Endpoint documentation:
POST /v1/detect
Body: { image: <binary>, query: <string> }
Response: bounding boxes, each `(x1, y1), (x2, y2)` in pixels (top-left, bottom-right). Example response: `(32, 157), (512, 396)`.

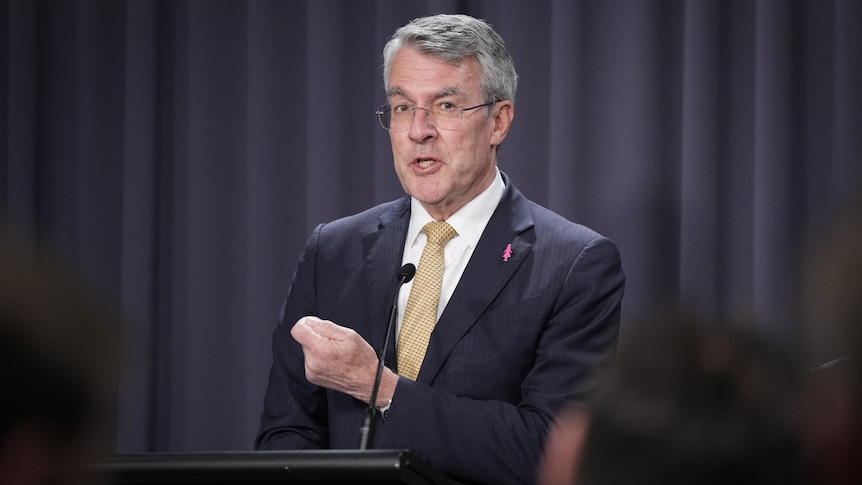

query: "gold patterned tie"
(397, 221), (457, 380)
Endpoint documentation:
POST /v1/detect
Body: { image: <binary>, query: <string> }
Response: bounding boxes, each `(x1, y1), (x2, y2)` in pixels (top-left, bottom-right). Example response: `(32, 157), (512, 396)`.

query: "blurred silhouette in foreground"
(799, 184), (862, 485)
(0, 232), (118, 485)
(539, 314), (805, 485)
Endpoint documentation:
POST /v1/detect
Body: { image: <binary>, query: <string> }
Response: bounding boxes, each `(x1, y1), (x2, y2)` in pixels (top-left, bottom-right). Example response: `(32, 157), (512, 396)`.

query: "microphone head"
(399, 263), (416, 284)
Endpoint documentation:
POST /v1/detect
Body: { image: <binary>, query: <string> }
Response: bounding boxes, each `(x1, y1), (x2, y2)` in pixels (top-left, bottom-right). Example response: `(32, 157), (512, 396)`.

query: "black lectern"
(94, 450), (457, 484)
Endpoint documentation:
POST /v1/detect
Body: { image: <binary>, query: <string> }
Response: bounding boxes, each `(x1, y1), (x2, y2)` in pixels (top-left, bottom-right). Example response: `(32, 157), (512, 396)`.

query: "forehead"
(387, 47), (482, 101)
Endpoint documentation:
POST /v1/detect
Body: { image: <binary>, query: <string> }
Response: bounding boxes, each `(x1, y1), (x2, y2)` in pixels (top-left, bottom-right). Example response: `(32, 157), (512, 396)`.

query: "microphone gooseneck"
(358, 263), (415, 450)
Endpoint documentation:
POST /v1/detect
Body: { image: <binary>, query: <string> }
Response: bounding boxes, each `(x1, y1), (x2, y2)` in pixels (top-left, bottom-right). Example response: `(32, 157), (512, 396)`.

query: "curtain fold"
(2, 0), (860, 453)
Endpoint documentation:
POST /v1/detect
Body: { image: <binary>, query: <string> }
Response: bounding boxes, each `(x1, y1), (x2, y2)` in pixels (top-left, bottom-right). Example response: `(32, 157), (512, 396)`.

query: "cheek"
(457, 135), (487, 170)
(390, 136), (413, 162)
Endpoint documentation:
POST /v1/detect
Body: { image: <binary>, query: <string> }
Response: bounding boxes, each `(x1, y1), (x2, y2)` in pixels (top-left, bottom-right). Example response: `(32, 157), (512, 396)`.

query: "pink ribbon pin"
(503, 244), (513, 262)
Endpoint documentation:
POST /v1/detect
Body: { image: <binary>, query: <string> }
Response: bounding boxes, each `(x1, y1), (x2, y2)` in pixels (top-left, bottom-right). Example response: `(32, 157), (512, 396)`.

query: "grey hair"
(382, 14), (518, 105)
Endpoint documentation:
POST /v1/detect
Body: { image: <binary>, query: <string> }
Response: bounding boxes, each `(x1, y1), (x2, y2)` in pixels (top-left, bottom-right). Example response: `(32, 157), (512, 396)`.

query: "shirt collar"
(407, 168), (505, 249)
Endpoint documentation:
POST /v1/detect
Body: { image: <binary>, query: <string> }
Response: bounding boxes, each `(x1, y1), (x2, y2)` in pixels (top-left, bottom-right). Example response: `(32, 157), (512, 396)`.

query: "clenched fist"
(291, 316), (397, 407)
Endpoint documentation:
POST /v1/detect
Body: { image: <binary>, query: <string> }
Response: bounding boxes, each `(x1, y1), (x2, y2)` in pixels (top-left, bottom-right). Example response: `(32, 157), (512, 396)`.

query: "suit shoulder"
(527, 201), (608, 243)
(317, 197), (409, 236)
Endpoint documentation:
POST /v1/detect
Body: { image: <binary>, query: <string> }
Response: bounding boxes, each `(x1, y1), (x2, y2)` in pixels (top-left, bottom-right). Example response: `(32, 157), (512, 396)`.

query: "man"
(256, 14), (624, 484)
(0, 232), (118, 485)
(800, 185), (862, 485)
(538, 315), (805, 485)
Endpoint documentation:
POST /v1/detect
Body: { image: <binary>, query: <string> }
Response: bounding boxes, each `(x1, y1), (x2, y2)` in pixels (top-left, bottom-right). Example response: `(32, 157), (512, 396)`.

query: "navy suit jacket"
(256, 174), (624, 484)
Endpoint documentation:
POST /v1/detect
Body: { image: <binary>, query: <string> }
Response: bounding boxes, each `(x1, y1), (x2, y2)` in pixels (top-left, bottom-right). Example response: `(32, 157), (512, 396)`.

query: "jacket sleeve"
(255, 224), (328, 450)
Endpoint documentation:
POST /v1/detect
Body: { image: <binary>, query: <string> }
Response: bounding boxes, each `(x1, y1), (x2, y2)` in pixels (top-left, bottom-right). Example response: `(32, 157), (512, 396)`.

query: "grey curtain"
(2, 0), (860, 453)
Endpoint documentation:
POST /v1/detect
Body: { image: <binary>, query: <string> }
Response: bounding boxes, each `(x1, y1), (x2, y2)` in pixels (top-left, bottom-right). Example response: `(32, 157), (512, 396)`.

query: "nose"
(408, 107), (436, 141)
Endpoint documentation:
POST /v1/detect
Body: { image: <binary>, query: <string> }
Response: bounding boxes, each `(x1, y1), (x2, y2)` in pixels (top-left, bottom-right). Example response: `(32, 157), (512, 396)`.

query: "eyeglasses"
(375, 100), (499, 131)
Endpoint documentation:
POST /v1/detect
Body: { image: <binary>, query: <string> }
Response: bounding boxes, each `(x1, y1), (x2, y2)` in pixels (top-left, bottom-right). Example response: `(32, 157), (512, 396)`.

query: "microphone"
(358, 263), (416, 450)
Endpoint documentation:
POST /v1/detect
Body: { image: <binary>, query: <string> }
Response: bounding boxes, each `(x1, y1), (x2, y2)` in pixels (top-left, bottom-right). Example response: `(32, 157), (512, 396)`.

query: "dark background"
(2, 0), (860, 453)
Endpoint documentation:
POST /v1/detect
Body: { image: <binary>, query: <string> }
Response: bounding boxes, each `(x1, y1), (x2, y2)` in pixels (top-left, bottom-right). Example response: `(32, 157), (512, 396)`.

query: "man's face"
(386, 46), (513, 220)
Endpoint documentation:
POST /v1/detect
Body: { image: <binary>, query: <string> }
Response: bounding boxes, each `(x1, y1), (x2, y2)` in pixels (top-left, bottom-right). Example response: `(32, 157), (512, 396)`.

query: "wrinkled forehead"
(386, 48), (482, 102)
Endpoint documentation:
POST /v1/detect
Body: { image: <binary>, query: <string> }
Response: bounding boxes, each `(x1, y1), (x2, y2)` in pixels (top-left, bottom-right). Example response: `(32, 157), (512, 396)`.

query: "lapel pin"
(503, 244), (513, 262)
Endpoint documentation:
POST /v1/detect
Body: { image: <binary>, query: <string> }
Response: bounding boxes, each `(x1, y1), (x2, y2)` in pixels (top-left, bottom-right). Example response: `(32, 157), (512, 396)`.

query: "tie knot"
(423, 221), (457, 246)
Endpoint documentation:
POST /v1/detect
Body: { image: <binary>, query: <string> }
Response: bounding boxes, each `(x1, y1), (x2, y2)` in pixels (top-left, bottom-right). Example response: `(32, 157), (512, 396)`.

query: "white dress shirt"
(396, 168), (505, 339)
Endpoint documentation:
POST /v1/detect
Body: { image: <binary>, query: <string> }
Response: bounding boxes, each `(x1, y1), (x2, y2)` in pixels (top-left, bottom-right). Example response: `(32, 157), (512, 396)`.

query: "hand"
(291, 316), (397, 406)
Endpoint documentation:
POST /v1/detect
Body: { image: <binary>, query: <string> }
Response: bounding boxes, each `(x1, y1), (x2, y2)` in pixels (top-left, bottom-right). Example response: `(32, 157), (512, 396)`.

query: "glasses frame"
(375, 100), (499, 131)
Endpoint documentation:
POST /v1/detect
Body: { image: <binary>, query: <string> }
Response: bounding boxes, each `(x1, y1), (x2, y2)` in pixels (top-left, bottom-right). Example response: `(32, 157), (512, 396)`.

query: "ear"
(489, 101), (514, 147)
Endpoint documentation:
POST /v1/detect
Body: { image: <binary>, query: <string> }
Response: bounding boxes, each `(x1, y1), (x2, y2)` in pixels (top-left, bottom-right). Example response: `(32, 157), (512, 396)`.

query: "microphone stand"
(358, 264), (415, 450)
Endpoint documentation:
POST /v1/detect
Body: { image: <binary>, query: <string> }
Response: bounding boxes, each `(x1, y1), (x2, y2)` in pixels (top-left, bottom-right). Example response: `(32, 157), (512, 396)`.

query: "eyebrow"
(385, 86), (406, 98)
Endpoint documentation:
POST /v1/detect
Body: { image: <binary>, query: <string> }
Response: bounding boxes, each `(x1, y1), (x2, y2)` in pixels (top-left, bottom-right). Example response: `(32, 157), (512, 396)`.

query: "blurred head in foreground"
(0, 233), (118, 485)
(799, 184), (862, 485)
(540, 315), (805, 485)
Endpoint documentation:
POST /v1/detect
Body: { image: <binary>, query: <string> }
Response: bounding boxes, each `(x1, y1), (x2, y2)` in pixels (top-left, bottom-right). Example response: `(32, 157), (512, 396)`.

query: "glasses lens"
(390, 107), (416, 131)
(431, 105), (462, 130)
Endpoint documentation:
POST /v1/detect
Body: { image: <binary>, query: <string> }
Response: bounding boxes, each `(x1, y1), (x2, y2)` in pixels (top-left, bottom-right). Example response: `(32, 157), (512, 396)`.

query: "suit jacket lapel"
(361, 197), (411, 360)
(417, 180), (535, 383)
